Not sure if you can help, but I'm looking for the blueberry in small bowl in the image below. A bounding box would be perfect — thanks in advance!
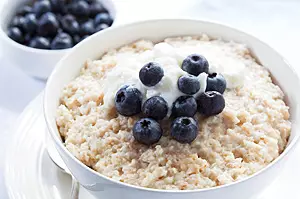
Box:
[0,0,117,79]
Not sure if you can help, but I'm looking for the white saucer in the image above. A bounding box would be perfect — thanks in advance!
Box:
[4,93,300,199]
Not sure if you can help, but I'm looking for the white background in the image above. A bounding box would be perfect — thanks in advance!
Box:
[1,0,300,198]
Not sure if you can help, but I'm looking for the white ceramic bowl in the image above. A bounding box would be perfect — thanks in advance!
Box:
[0,0,117,80]
[44,19,300,199]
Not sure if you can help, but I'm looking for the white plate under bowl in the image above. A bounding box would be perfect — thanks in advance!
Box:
[4,93,300,198]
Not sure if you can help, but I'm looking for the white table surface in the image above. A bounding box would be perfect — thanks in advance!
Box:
[1,0,300,198]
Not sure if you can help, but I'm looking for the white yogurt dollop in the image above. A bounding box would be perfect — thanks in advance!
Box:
[101,41,246,110]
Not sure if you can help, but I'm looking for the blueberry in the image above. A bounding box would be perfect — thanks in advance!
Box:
[73,34,81,44]
[11,16,25,30]
[89,2,107,17]
[7,27,24,44]
[177,74,200,95]
[16,6,33,16]
[69,0,89,17]
[79,20,94,36]
[171,96,197,117]
[142,96,168,120]
[182,54,209,76]
[206,73,227,94]
[197,91,225,116]
[171,117,198,144]
[33,0,52,17]
[51,32,73,49]
[95,23,108,32]
[37,12,59,37]
[61,14,79,35]
[22,14,37,34]
[29,37,50,49]
[50,0,66,13]
[133,118,162,145]
[115,85,143,116]
[80,35,89,42]
[94,13,113,26]
[24,33,32,45]
[139,62,164,87]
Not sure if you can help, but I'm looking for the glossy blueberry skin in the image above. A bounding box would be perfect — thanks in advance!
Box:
[115,85,143,116]
[7,27,24,44]
[206,73,227,94]
[133,118,162,145]
[23,13,38,34]
[29,36,50,49]
[11,16,25,30]
[95,23,109,32]
[73,34,81,44]
[33,0,52,17]
[50,0,66,13]
[139,62,164,87]
[24,33,32,45]
[171,96,197,117]
[16,6,33,16]
[69,0,90,17]
[171,117,198,144]
[50,32,73,49]
[197,91,225,116]
[177,74,200,95]
[94,13,113,26]
[61,14,79,35]
[37,12,59,37]
[79,20,94,36]
[182,54,209,76]
[142,96,168,120]
[89,1,107,17]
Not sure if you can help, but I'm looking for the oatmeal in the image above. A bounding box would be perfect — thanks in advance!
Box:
[56,35,291,190]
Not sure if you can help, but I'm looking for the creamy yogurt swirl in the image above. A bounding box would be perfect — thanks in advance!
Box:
[101,41,245,111]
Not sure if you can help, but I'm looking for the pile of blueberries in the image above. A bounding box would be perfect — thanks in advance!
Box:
[7,0,113,49]
[115,54,227,145]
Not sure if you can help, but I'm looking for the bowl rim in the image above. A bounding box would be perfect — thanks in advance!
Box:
[0,0,117,54]
[44,18,300,193]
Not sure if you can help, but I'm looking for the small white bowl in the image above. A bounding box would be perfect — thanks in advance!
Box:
[44,19,300,199]
[0,0,117,80]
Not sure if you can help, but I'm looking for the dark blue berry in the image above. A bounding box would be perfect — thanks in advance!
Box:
[197,91,225,116]
[24,33,32,45]
[73,34,81,44]
[61,14,79,35]
[23,14,38,34]
[171,96,197,117]
[51,32,73,49]
[115,85,143,116]
[79,20,94,36]
[69,0,89,17]
[80,35,89,42]
[89,2,107,17]
[29,37,50,49]
[94,13,113,26]
[139,62,164,87]
[33,0,52,17]
[16,6,33,16]
[178,74,200,95]
[206,73,227,94]
[95,23,109,32]
[11,16,25,30]
[142,96,168,120]
[7,27,24,44]
[171,117,198,143]
[38,12,59,37]
[182,54,209,76]
[133,118,162,145]
[50,0,66,13]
